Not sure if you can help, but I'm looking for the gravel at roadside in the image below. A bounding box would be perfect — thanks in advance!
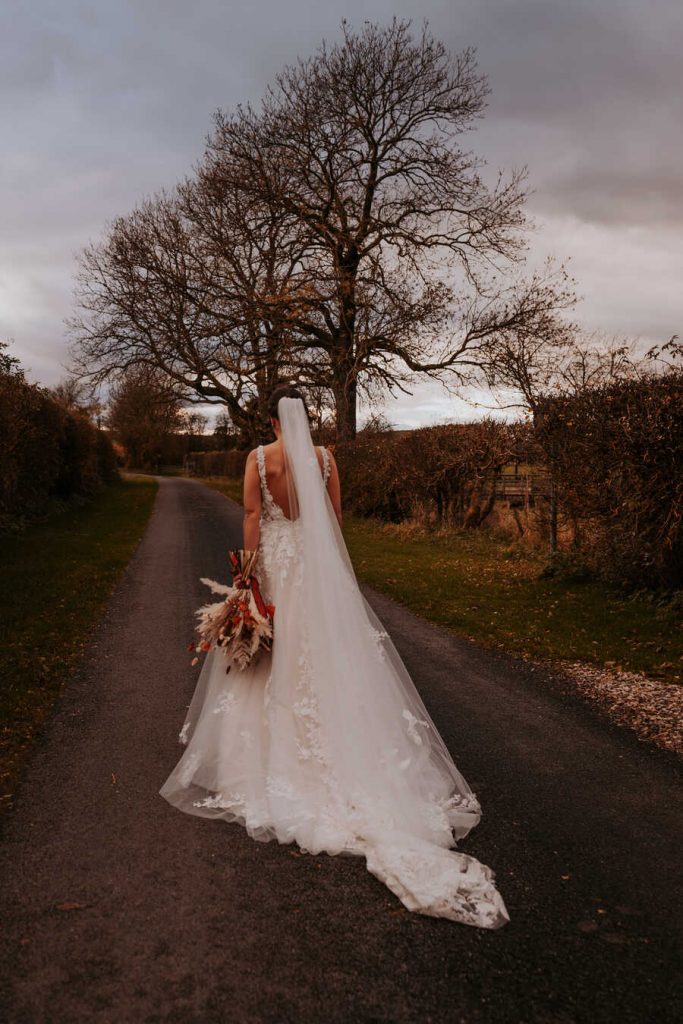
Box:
[541,658,683,756]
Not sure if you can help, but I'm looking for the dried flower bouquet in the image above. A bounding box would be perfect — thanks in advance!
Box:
[189,549,274,672]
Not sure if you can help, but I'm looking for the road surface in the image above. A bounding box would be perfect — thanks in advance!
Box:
[0,477,681,1023]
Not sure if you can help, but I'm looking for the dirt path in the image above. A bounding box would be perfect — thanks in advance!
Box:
[1,477,680,1023]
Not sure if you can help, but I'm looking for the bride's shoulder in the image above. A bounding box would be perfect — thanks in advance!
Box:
[318,446,339,485]
[319,444,337,464]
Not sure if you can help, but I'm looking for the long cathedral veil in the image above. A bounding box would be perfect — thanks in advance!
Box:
[277,397,509,927]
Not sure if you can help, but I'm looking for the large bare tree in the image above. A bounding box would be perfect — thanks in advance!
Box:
[209,19,575,438]
[71,18,577,441]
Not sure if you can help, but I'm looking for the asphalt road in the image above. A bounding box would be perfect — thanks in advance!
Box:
[0,477,681,1024]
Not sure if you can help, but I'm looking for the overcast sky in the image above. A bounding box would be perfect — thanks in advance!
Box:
[1,0,680,428]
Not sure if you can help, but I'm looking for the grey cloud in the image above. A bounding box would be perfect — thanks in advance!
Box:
[1,0,680,398]
[440,0,683,230]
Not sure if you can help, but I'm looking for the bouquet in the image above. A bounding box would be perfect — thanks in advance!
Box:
[189,549,275,673]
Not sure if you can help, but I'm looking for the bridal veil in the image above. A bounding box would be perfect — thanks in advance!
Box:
[275,397,509,927]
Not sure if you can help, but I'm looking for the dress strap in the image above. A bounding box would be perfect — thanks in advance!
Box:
[256,445,269,500]
[320,446,331,486]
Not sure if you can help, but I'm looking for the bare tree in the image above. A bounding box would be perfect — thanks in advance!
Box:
[478,325,658,417]
[107,365,185,470]
[210,19,575,438]
[70,18,576,442]
[69,140,322,441]
[49,375,105,425]
[182,409,207,436]
[69,191,250,432]
[212,409,239,448]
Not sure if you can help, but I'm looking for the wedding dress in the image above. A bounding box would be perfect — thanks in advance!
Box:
[160,398,509,928]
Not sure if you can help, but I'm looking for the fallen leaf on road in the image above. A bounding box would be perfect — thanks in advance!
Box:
[600,931,628,945]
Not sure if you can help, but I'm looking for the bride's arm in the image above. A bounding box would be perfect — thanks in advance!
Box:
[242,450,261,551]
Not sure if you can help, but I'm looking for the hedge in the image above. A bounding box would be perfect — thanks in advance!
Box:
[335,419,531,528]
[0,369,118,525]
[534,369,683,590]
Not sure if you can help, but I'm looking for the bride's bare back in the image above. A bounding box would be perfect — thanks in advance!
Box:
[242,438,342,549]
[260,441,325,520]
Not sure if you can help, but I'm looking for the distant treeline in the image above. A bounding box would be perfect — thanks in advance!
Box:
[184,449,249,479]
[0,355,118,527]
[186,369,682,591]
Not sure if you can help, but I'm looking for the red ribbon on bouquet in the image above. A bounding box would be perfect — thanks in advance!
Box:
[228,549,271,619]
[191,549,275,672]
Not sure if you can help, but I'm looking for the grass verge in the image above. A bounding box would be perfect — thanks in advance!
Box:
[0,477,159,809]
[343,518,681,684]
[193,475,243,504]
[197,475,681,685]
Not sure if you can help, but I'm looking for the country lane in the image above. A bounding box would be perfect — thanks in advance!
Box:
[0,477,680,1024]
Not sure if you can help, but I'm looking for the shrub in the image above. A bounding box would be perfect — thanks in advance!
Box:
[533,369,683,590]
[336,419,525,527]
[0,352,118,526]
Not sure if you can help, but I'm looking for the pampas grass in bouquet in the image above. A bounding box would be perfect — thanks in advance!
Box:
[189,549,275,673]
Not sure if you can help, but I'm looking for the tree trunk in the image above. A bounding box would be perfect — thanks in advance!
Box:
[332,376,357,442]
[549,474,558,555]
[331,251,359,442]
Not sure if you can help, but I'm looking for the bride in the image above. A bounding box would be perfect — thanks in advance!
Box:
[160,386,509,928]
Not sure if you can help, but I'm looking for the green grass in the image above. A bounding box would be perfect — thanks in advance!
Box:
[343,517,682,683]
[193,475,243,503]
[0,477,159,808]
[197,474,682,684]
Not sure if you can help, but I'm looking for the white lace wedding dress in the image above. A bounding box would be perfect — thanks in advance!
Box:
[161,408,509,929]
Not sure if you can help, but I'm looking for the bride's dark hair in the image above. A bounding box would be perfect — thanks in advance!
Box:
[267,384,309,421]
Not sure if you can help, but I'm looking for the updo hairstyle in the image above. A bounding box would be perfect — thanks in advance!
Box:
[267,384,309,422]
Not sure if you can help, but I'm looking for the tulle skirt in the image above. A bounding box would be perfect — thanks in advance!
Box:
[160,516,509,928]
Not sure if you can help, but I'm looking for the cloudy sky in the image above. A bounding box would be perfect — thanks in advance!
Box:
[1,0,680,428]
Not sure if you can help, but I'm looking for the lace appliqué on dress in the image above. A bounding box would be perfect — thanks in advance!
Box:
[213,692,238,715]
[256,444,301,587]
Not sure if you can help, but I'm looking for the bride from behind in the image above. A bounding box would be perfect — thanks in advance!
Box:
[160,385,509,928]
